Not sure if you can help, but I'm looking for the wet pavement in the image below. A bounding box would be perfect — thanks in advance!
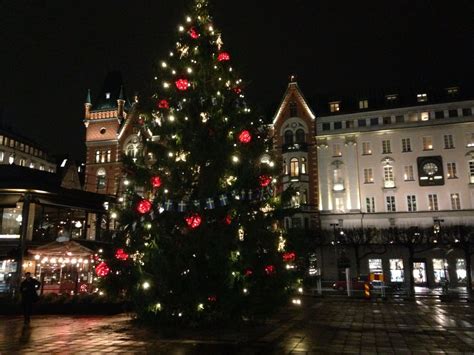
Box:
[0,297,473,354]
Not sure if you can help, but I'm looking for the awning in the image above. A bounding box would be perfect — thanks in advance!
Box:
[28,240,94,257]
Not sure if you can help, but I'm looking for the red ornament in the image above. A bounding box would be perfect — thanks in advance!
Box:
[244,269,253,277]
[150,176,162,188]
[217,52,230,62]
[264,265,276,275]
[224,215,232,225]
[207,295,217,302]
[259,175,272,187]
[233,87,242,95]
[115,248,129,261]
[95,262,110,277]
[137,199,152,214]
[188,27,200,39]
[157,99,169,109]
[282,251,296,262]
[175,78,189,91]
[238,130,252,144]
[185,213,202,229]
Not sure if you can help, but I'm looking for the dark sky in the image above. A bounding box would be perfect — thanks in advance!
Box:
[1,0,473,160]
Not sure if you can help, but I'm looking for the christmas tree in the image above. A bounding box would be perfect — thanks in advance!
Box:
[102,0,296,324]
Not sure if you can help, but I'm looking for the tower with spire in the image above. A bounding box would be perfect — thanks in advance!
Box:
[83,71,139,195]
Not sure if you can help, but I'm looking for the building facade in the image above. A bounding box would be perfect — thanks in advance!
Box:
[273,82,474,288]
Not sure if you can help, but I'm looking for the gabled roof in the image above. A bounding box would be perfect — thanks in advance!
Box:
[272,81,316,126]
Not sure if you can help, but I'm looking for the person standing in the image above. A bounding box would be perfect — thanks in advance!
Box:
[20,272,40,324]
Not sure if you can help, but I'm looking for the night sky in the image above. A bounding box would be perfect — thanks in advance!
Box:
[1,0,473,160]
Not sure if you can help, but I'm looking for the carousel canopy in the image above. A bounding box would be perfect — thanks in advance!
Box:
[28,240,93,257]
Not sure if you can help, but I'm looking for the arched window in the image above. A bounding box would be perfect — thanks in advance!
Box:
[301,157,307,174]
[284,130,294,145]
[283,159,288,175]
[97,168,106,190]
[301,189,308,204]
[95,151,100,163]
[126,144,136,157]
[289,102,298,117]
[290,158,299,177]
[295,129,305,144]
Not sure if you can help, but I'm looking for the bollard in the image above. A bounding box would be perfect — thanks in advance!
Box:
[364,282,371,300]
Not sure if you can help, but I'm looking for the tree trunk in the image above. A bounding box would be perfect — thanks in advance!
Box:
[465,246,472,296]
[354,245,361,277]
[407,246,415,297]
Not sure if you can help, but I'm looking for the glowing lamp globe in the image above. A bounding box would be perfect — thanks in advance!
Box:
[238,130,252,144]
[188,27,200,39]
[175,78,189,91]
[150,176,162,188]
[185,213,202,229]
[115,249,129,261]
[137,199,152,214]
[157,99,169,109]
[259,175,272,188]
[95,262,110,277]
[217,52,230,62]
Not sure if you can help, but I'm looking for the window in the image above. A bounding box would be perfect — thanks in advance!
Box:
[448,109,458,118]
[19,159,26,166]
[0,135,3,145]
[334,121,342,130]
[456,259,467,282]
[370,117,379,126]
[435,111,445,119]
[332,143,342,157]
[289,102,297,117]
[362,142,372,155]
[301,189,308,204]
[329,102,340,112]
[383,116,391,125]
[358,119,366,127]
[366,197,375,213]
[39,164,44,171]
[359,99,368,109]
[462,108,472,117]
[106,150,111,162]
[384,166,395,188]
[333,167,344,192]
[450,193,461,210]
[404,166,414,181]
[346,120,354,129]
[386,94,398,102]
[368,259,383,273]
[389,259,404,282]
[364,168,374,183]
[407,195,417,212]
[283,159,288,175]
[470,161,474,183]
[322,123,330,131]
[401,138,411,152]
[334,197,344,212]
[395,115,405,124]
[417,93,428,102]
[386,196,396,212]
[295,129,305,144]
[284,130,293,145]
[444,134,454,149]
[0,151,3,162]
[422,136,433,150]
[428,194,439,211]
[446,87,459,96]
[105,92,111,99]
[432,259,448,284]
[29,162,35,169]
[96,169,106,190]
[290,158,299,177]
[9,139,15,148]
[420,112,429,121]
[300,157,307,174]
[447,162,457,178]
[95,151,100,163]
[382,140,391,154]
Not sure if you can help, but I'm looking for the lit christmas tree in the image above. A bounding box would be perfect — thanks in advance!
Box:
[102,0,296,324]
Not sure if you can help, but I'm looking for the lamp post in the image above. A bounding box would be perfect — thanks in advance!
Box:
[434,218,449,292]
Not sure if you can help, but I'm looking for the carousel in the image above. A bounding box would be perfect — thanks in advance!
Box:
[26,239,99,295]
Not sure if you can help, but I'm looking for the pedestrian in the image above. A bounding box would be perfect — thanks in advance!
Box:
[20,272,40,324]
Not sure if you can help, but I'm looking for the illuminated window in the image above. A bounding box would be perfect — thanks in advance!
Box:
[404,166,414,181]
[284,130,293,145]
[366,197,375,213]
[105,92,111,99]
[444,134,454,149]
[333,166,344,192]
[329,102,340,112]
[126,144,136,157]
[295,129,305,144]
[384,166,395,188]
[364,168,373,183]
[19,159,26,167]
[39,164,44,171]
[386,196,396,212]
[402,138,411,152]
[420,112,429,121]
[106,150,112,162]
[290,158,299,177]
[422,136,433,150]
[301,189,308,204]
[386,94,398,102]
[332,143,342,157]
[382,140,391,154]
[95,151,100,163]
[334,197,344,212]
[369,259,383,273]
[0,151,3,162]
[359,99,368,109]
[283,159,288,175]
[447,162,457,178]
[450,193,461,210]
[446,87,459,96]
[470,161,474,184]
[362,142,372,155]
[428,194,439,211]
[97,168,106,190]
[407,195,417,212]
[300,157,307,174]
[417,93,428,102]
[0,135,3,145]
[389,259,404,282]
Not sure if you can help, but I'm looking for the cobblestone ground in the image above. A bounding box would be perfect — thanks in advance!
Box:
[0,298,473,354]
